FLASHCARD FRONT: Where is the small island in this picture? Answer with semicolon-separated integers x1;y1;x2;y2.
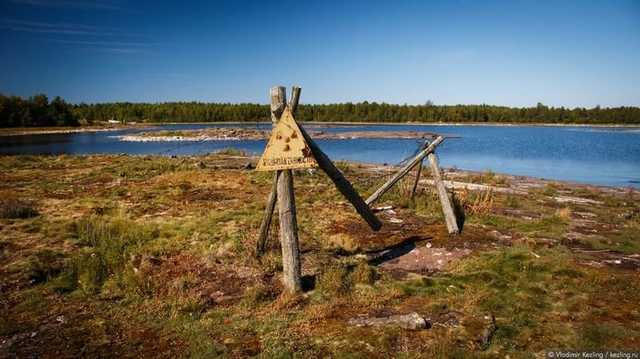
117;128;441;142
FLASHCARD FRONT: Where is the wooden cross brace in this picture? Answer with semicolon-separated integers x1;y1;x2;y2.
365;136;460;235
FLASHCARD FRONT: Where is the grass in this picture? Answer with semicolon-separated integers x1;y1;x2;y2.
316;263;353;296
397;245;639;353
52;216;158;295
215;147;248;156
26;249;66;284
584;218;640;254
466;170;510;187
1;154;639;357
472;213;569;238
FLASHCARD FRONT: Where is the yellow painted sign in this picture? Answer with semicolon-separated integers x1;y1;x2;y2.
256;106;317;171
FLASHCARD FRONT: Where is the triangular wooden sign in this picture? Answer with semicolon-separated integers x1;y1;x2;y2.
256;106;318;171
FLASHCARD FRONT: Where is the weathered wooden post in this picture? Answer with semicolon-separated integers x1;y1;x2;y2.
427;152;459;234
256;176;278;254
268;86;303;292
410;160;423;199
273;86;303;292
410;141;429;200
256;87;301;256
277;166;302;292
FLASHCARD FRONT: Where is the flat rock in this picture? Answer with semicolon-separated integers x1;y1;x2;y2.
348;312;430;330
373;244;472;274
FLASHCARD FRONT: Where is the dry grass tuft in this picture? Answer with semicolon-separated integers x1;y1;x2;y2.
316;264;352;296
0;195;39;219
456;188;495;215
351;262;377;285
556;207;572;220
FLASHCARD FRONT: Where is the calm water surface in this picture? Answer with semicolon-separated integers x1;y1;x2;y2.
1;123;639;188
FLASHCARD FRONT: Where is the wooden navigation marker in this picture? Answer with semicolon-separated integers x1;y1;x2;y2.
256;106;318;171
266;86;303;292
427;152;459;234
366;136;445;205
256;86;301;256
257;86;381;257
256;86;381;292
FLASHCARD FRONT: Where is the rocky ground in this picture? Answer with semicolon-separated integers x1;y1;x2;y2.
0;151;638;357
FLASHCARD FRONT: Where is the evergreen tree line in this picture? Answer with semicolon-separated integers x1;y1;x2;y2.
2;93;640;127
0;94;78;127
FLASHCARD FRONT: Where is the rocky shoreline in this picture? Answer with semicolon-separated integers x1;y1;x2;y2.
0;124;153;137
117;127;441;142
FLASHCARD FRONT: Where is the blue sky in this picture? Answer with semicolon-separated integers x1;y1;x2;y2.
0;0;638;106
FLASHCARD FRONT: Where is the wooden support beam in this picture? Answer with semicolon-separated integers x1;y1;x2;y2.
410;159;423;200
256;171;279;255
428;152;459;235
298;126;383;231
277;169;302;292
263;86;302;292
365;136;445;206
410;140;429;199
256;87;302;256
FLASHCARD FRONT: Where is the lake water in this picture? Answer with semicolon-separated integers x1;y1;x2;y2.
1;123;639;188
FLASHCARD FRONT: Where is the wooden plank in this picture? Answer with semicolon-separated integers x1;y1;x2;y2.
256;87;302;256
365;136;445;205
427;152;459;235
277;169;302;292
298;125;383;231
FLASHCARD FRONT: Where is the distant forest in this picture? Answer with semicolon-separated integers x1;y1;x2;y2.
2;93;640;127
